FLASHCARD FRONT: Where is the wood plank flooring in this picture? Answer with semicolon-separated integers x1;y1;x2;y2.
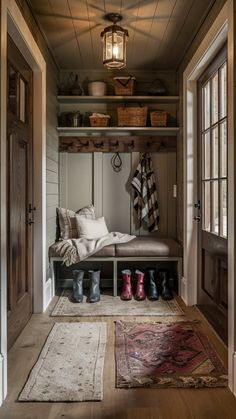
1;295;236;419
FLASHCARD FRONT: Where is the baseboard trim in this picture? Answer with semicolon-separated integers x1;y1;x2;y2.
180;276;187;305
231;351;236;395
43;278;54;311
0;352;7;406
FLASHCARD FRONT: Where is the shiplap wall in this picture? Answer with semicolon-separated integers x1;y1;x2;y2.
59;151;177;238
15;1;59;280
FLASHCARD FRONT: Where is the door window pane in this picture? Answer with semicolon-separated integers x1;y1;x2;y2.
212;180;219;234
8;65;17;115
220;180;227;237
203;181;211;232
211;73;219;124
203;131;210;179
203;82;210;129
220;121;227;178
220;63;227;119
212;127;218;178
19;77;26;123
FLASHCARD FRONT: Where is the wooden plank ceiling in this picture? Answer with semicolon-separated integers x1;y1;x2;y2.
29;0;216;70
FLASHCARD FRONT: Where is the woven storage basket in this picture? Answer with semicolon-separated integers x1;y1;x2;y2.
117;106;148;127
89;115;110;127
150;111;168;127
113;77;135;96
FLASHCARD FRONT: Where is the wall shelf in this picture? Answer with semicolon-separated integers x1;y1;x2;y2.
57;95;179;103
57;95;179;152
57;126;179;136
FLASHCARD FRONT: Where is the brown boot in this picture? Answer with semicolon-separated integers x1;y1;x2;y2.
134;270;146;300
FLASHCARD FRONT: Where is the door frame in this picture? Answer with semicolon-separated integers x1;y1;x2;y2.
183;1;236;394
0;0;46;404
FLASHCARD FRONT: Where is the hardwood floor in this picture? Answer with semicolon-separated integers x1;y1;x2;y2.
1;295;236;419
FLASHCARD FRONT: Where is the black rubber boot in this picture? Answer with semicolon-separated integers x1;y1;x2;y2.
146;269;159;300
87;270;101;303
72;270;84;302
158;270;173;300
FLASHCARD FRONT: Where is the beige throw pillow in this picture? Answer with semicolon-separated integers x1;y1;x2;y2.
57;205;95;240
76;216;109;239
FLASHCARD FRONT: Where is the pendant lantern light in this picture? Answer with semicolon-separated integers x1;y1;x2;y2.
101;13;128;70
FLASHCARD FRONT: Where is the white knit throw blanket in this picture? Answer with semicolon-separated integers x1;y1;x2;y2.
53;232;136;266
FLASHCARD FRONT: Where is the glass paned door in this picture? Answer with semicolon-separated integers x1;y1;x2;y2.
197;47;228;344
201;60;227;238
197;47;228;342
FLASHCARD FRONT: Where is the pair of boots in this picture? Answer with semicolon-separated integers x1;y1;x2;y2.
72;270;100;303
120;270;146;301
120;269;173;301
147;269;173;301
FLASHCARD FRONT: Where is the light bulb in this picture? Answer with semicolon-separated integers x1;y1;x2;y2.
113;44;118;58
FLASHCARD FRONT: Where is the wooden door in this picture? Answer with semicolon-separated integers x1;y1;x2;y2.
197;47;228;344
7;36;34;350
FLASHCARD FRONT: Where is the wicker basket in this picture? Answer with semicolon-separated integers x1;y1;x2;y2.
89;115;110;127
150;111;168;127
117;106;148;127
113;77;135;96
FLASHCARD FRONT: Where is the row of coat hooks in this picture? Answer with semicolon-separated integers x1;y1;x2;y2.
59;136;176;153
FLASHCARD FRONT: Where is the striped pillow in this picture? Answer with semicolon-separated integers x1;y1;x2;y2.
57;205;95;240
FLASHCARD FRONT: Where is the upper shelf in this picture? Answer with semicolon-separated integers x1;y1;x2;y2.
57;126;180;136
57;95;180;103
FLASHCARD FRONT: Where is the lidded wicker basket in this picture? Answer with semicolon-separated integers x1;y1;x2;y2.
150;110;168;127
113;76;136;96
117;106;148;127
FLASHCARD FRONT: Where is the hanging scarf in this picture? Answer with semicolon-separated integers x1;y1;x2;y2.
131;153;159;232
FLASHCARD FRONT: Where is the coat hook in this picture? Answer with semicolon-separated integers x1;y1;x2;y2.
81;140;89;148
110;140;119;148
93;141;104;149
127;140;134;150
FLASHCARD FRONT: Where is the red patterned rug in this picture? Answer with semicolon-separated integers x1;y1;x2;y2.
115;321;227;388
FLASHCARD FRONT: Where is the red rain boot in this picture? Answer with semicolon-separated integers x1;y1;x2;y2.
134;270;146;300
120;269;133;300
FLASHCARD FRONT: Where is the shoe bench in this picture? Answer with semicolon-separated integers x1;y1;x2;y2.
49;237;183;297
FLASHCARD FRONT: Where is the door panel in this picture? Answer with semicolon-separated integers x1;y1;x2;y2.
197;46;228;344
7;36;33;350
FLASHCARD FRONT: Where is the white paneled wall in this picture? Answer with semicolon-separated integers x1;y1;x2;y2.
60;153;93;210
59;151;177;237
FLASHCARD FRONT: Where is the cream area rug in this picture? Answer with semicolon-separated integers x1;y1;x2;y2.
51;289;184;317
18;322;107;402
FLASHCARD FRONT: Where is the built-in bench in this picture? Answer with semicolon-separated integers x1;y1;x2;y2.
49;237;183;297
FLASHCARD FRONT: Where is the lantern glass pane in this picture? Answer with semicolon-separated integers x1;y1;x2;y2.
102;25;128;69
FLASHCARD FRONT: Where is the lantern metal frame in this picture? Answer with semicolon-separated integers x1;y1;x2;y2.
101;13;129;70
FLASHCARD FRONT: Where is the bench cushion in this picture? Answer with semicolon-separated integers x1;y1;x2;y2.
49;242;116;258
115;237;182;258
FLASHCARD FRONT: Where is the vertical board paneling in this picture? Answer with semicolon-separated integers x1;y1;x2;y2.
59;153;93;211
93;153;103;218
167;152;177;237
59;153;68;208
102;153;131;233
130;152;141;236
147;153;168;236
59;151;177;238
